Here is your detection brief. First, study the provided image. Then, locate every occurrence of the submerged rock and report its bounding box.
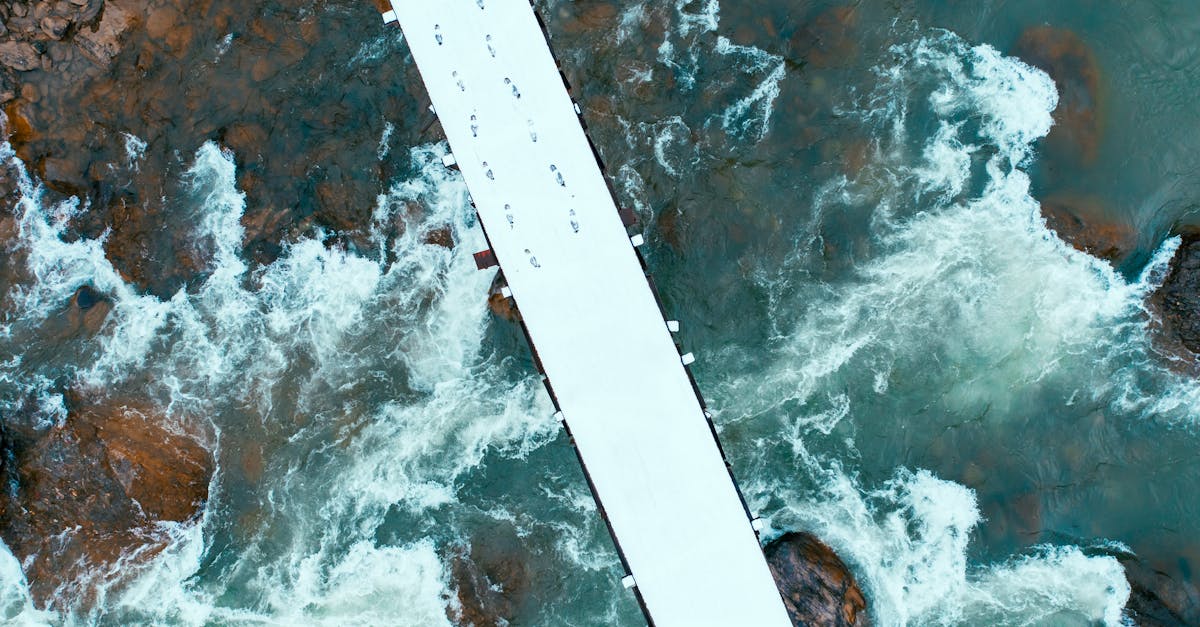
[765,532,870,627]
[1012,26,1103,166]
[1040,195,1135,265]
[447,530,532,627]
[789,7,859,69]
[0,396,212,607]
[101,196,211,299]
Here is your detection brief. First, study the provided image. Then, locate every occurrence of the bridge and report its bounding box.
[384,1,792,625]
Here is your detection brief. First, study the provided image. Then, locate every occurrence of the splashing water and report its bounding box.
[0,137,561,624]
[719,31,1158,627]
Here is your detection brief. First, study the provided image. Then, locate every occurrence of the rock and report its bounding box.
[0,69,17,104]
[486,273,519,322]
[1040,195,1135,264]
[0,41,42,72]
[40,15,71,40]
[102,196,210,299]
[0,396,212,606]
[1119,554,1197,626]
[764,532,869,627]
[1012,27,1103,165]
[1148,233,1200,362]
[789,7,859,69]
[560,2,619,34]
[144,5,179,41]
[422,225,454,249]
[42,284,113,340]
[39,155,89,196]
[75,0,134,68]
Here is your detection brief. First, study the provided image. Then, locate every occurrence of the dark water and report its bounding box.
[2,0,1199,624]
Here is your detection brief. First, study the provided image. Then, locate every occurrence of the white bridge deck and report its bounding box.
[387,1,791,625]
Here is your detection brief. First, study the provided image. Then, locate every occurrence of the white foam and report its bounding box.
[0,139,555,621]
[715,36,786,141]
[769,464,1129,626]
[0,544,53,626]
[650,2,785,143]
[121,133,147,171]
[377,121,395,160]
[616,4,648,44]
[672,0,720,37]
[728,31,1143,626]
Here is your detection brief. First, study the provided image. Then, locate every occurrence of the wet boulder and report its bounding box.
[41,284,114,340]
[40,15,71,41]
[75,0,135,68]
[0,396,212,607]
[486,273,519,323]
[765,532,870,627]
[1119,554,1197,626]
[101,196,211,299]
[1012,26,1103,165]
[0,41,42,72]
[1148,233,1200,362]
[1040,195,1135,265]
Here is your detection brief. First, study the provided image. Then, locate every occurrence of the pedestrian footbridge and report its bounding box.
[384,2,792,625]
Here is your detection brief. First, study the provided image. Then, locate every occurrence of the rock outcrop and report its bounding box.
[765,532,870,627]
[1120,554,1197,626]
[0,0,433,298]
[1148,232,1200,362]
[1040,195,1135,265]
[0,394,212,607]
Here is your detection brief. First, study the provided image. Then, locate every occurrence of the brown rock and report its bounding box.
[0,215,16,247]
[3,101,38,148]
[102,196,210,299]
[1040,195,1135,264]
[1012,27,1103,165]
[250,56,276,83]
[790,7,859,69]
[40,15,71,40]
[222,122,269,163]
[43,284,113,340]
[486,274,519,322]
[561,2,619,34]
[422,225,454,249]
[144,5,179,41]
[39,155,89,195]
[1119,554,1198,625]
[0,396,212,606]
[0,41,42,72]
[447,531,532,627]
[163,22,194,57]
[75,0,134,68]
[765,532,870,627]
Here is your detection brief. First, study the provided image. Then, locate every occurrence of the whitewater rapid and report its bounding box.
[3,3,1196,625]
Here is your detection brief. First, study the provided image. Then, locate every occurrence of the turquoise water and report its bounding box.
[1,0,1199,624]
